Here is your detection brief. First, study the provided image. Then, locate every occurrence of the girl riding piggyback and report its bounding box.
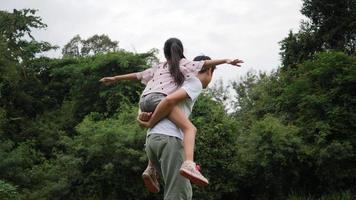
[100,38,243,192]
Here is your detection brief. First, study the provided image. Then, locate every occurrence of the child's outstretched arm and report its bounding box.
[99,73,138,85]
[201,58,244,71]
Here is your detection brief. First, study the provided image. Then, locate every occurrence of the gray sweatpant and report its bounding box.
[145,134,192,200]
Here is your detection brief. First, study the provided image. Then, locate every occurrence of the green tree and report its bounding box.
[190,94,240,200]
[81,34,119,56]
[277,52,356,193]
[0,9,57,62]
[61,34,82,57]
[0,180,20,200]
[62,34,119,57]
[0,9,57,143]
[302,0,356,53]
[235,115,304,199]
[230,52,356,198]
[280,0,356,68]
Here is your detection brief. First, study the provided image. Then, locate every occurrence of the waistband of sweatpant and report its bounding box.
[147,133,182,140]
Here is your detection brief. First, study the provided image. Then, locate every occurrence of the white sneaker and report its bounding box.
[142,165,160,193]
[179,161,209,186]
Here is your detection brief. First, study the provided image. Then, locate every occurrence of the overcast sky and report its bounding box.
[1,0,304,85]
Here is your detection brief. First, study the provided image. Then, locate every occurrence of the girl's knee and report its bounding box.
[183,123,197,134]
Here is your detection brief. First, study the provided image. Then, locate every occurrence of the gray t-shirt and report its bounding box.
[147,77,203,140]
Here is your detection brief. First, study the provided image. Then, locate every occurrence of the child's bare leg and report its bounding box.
[168,106,209,186]
[168,106,196,161]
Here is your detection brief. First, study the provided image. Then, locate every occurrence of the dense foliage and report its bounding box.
[1,2,355,199]
[279,0,356,67]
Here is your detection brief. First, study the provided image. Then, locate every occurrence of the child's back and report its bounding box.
[137,58,205,97]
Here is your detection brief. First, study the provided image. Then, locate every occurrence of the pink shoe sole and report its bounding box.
[179,168,209,186]
[142,173,159,193]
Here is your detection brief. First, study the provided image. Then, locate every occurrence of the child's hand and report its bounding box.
[137,112,153,128]
[226,59,244,67]
[139,112,152,122]
[99,77,116,85]
[137,119,150,128]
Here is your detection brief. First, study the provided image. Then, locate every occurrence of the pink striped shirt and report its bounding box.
[136,58,205,96]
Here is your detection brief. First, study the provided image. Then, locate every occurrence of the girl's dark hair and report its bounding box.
[163,38,185,86]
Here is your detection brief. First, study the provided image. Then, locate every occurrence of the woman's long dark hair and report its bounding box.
[163,38,185,86]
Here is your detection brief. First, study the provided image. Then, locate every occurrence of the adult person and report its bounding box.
[138,55,242,199]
